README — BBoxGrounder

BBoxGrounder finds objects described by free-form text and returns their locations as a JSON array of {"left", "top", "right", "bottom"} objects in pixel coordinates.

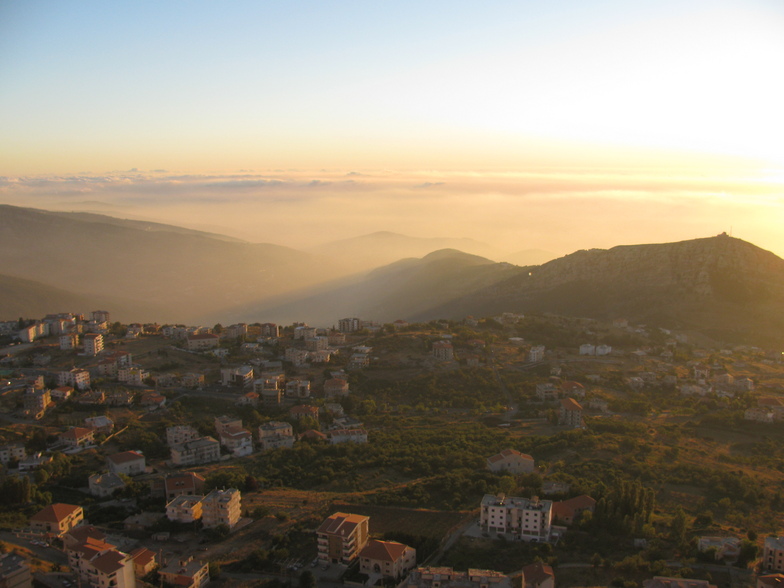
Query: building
[
  {"left": 758, "top": 575, "right": 784, "bottom": 588},
  {"left": 405, "top": 567, "right": 512, "bottom": 588},
  {"left": 359, "top": 539, "right": 416, "bottom": 579},
  {"left": 85, "top": 415, "right": 114, "bottom": 435},
  {"left": 317, "top": 512, "right": 370, "bottom": 564},
  {"left": 166, "top": 495, "right": 204, "bottom": 524},
  {"left": 290, "top": 405, "right": 319, "bottom": 421},
  {"left": 202, "top": 488, "right": 242, "bottom": 529},
  {"left": 60, "top": 333, "right": 80, "bottom": 350},
  {"left": 83, "top": 333, "right": 104, "bottom": 356},
  {"left": 59, "top": 427, "right": 96, "bottom": 449},
  {"left": 158, "top": 556, "right": 209, "bottom": 588},
  {"left": 117, "top": 367, "right": 149, "bottom": 386},
  {"left": 30, "top": 503, "right": 84, "bottom": 536},
  {"left": 23, "top": 388, "right": 51, "bottom": 419},
  {"left": 697, "top": 537, "right": 741, "bottom": 561},
  {"left": 559, "top": 398, "right": 583, "bottom": 428},
  {"left": 58, "top": 368, "right": 91, "bottom": 390},
  {"left": 521, "top": 562, "right": 555, "bottom": 588},
  {"left": 219, "top": 427, "right": 253, "bottom": 457},
  {"left": 88, "top": 473, "right": 127, "bottom": 498},
  {"left": 107, "top": 451, "right": 146, "bottom": 476},
  {"left": 285, "top": 379, "right": 311, "bottom": 400},
  {"left": 765, "top": 537, "right": 784, "bottom": 573},
  {"left": 324, "top": 378, "right": 350, "bottom": 398},
  {"left": 186, "top": 333, "right": 220, "bottom": 350},
  {"left": 170, "top": 436, "right": 221, "bottom": 466},
  {"left": 528, "top": 345, "right": 545, "bottom": 363},
  {"left": 129, "top": 547, "right": 157, "bottom": 579},
  {"left": 221, "top": 365, "right": 254, "bottom": 387},
  {"left": 328, "top": 428, "right": 368, "bottom": 445},
  {"left": 479, "top": 494, "right": 553, "bottom": 542},
  {"left": 0, "top": 552, "right": 32, "bottom": 588},
  {"left": 432, "top": 341, "right": 454, "bottom": 361},
  {"left": 552, "top": 495, "right": 596, "bottom": 525},
  {"left": 166, "top": 425, "right": 200, "bottom": 446},
  {"left": 164, "top": 472, "right": 206, "bottom": 501},
  {"left": 0, "top": 444, "right": 26, "bottom": 466},
  {"left": 338, "top": 318, "right": 362, "bottom": 333},
  {"left": 486, "top": 449, "right": 535, "bottom": 475},
  {"left": 258, "top": 422, "right": 295, "bottom": 452}
]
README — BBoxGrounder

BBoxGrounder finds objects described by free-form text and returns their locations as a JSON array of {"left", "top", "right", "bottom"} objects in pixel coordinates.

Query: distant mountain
[
  {"left": 417, "top": 234, "right": 784, "bottom": 346},
  {"left": 0, "top": 205, "right": 339, "bottom": 323},
  {"left": 313, "top": 231, "right": 501, "bottom": 271},
  {"left": 237, "top": 249, "right": 520, "bottom": 325}
]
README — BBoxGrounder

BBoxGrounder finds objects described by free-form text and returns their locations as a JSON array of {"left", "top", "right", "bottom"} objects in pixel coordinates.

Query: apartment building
[
  {"left": 202, "top": 488, "right": 242, "bottom": 530},
  {"left": 170, "top": 436, "right": 220, "bottom": 466},
  {"left": 317, "top": 512, "right": 370, "bottom": 564},
  {"left": 479, "top": 494, "right": 553, "bottom": 542}
]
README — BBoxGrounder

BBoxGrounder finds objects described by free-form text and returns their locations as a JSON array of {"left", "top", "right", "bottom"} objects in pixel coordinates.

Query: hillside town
[{"left": 1, "top": 309, "right": 784, "bottom": 588}]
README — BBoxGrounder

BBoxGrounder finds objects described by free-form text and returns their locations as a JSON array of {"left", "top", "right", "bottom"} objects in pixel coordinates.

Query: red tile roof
[
  {"left": 30, "top": 503, "right": 82, "bottom": 524},
  {"left": 107, "top": 450, "right": 145, "bottom": 465},
  {"left": 317, "top": 512, "right": 368, "bottom": 537},
  {"left": 359, "top": 539, "right": 410, "bottom": 562}
]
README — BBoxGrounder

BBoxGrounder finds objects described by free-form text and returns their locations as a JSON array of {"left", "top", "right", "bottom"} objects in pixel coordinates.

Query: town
[{"left": 1, "top": 310, "right": 783, "bottom": 588}]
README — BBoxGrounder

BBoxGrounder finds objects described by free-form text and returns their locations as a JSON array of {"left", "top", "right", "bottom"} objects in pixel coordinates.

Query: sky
[{"left": 1, "top": 0, "right": 783, "bottom": 257}]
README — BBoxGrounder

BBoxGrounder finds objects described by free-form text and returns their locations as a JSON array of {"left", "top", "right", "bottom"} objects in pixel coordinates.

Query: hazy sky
[{"left": 1, "top": 1, "right": 783, "bottom": 257}]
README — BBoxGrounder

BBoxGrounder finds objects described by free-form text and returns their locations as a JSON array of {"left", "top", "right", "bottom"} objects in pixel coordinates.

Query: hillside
[
  {"left": 237, "top": 249, "right": 521, "bottom": 325},
  {"left": 0, "top": 205, "right": 340, "bottom": 323},
  {"left": 416, "top": 234, "right": 784, "bottom": 345}
]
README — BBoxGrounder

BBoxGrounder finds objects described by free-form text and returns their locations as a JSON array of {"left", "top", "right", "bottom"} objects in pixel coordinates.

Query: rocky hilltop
[{"left": 418, "top": 234, "right": 784, "bottom": 345}]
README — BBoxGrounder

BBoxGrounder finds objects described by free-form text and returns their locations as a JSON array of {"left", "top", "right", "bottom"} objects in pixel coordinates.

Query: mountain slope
[
  {"left": 416, "top": 234, "right": 784, "bottom": 345},
  {"left": 234, "top": 249, "right": 520, "bottom": 325},
  {"left": 0, "top": 205, "right": 338, "bottom": 323}
]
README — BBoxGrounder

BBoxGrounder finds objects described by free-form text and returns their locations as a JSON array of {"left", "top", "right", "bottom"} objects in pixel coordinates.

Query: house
[
  {"left": 486, "top": 449, "right": 535, "bottom": 475},
  {"left": 140, "top": 391, "right": 166, "bottom": 410},
  {"left": 258, "top": 422, "right": 295, "bottom": 452},
  {"left": 30, "top": 503, "right": 84, "bottom": 536},
  {"left": 235, "top": 391, "right": 259, "bottom": 407},
  {"left": 285, "top": 379, "right": 311, "bottom": 400},
  {"left": 328, "top": 428, "right": 368, "bottom": 445},
  {"left": 535, "top": 383, "right": 559, "bottom": 402},
  {"left": 18, "top": 452, "right": 53, "bottom": 472},
  {"left": 359, "top": 539, "right": 416, "bottom": 579},
  {"left": 219, "top": 428, "right": 253, "bottom": 457},
  {"left": 158, "top": 556, "right": 209, "bottom": 588},
  {"left": 123, "top": 512, "right": 164, "bottom": 532},
  {"left": 69, "top": 542, "right": 136, "bottom": 588},
  {"left": 202, "top": 488, "right": 242, "bottom": 529},
  {"left": 0, "top": 444, "right": 26, "bottom": 466},
  {"left": 300, "top": 429, "right": 327, "bottom": 442},
  {"left": 552, "top": 495, "right": 596, "bottom": 525},
  {"left": 285, "top": 348, "right": 310, "bottom": 367},
  {"left": 521, "top": 562, "right": 555, "bottom": 588},
  {"left": 50, "top": 385, "right": 74, "bottom": 400},
  {"left": 107, "top": 451, "right": 146, "bottom": 476},
  {"left": 765, "top": 537, "right": 784, "bottom": 573},
  {"left": 479, "top": 494, "right": 552, "bottom": 542},
  {"left": 432, "top": 341, "right": 454, "bottom": 361},
  {"left": 129, "top": 547, "right": 157, "bottom": 578},
  {"left": 186, "top": 333, "right": 220, "bottom": 350},
  {"left": 0, "top": 552, "right": 32, "bottom": 588},
  {"left": 164, "top": 472, "right": 206, "bottom": 501},
  {"left": 85, "top": 415, "right": 114, "bottom": 435},
  {"left": 317, "top": 512, "right": 370, "bottom": 564},
  {"left": 561, "top": 381, "right": 585, "bottom": 398},
  {"left": 643, "top": 578, "right": 716, "bottom": 588},
  {"left": 290, "top": 405, "right": 319, "bottom": 421},
  {"left": 579, "top": 344, "right": 595, "bottom": 356},
  {"left": 106, "top": 389, "right": 135, "bottom": 406},
  {"left": 221, "top": 365, "right": 254, "bottom": 387},
  {"left": 559, "top": 398, "right": 583, "bottom": 428},
  {"left": 324, "top": 378, "right": 350, "bottom": 398},
  {"left": 167, "top": 425, "right": 200, "bottom": 446},
  {"left": 170, "top": 436, "right": 221, "bottom": 466},
  {"left": 88, "top": 473, "right": 126, "bottom": 498},
  {"left": 166, "top": 495, "right": 204, "bottom": 523},
  {"left": 59, "top": 427, "right": 96, "bottom": 449},
  {"left": 118, "top": 366, "right": 150, "bottom": 386},
  {"left": 405, "top": 567, "right": 512, "bottom": 588}
]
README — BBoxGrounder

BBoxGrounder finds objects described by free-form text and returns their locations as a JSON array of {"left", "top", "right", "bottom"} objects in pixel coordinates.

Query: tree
[
  {"left": 299, "top": 570, "right": 317, "bottom": 588},
  {"left": 669, "top": 507, "right": 688, "bottom": 546}
]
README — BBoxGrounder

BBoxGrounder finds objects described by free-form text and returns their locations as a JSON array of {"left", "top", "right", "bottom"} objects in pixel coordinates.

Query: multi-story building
[
  {"left": 324, "top": 378, "right": 350, "bottom": 398},
  {"left": 117, "top": 367, "right": 149, "bottom": 386},
  {"left": 559, "top": 398, "right": 583, "bottom": 428},
  {"left": 479, "top": 494, "right": 553, "bottom": 542},
  {"left": 317, "top": 512, "right": 370, "bottom": 564},
  {"left": 202, "top": 488, "right": 242, "bottom": 530},
  {"left": 432, "top": 341, "right": 454, "bottom": 361},
  {"left": 164, "top": 472, "right": 206, "bottom": 501},
  {"left": 0, "top": 552, "right": 32, "bottom": 588},
  {"left": 83, "top": 333, "right": 104, "bottom": 356},
  {"left": 58, "top": 368, "right": 91, "bottom": 390},
  {"left": 285, "top": 379, "right": 311, "bottom": 400},
  {"left": 91, "top": 310, "right": 111, "bottom": 323},
  {"left": 59, "top": 427, "right": 96, "bottom": 449},
  {"left": 764, "top": 537, "right": 784, "bottom": 573},
  {"left": 258, "top": 422, "right": 295, "bottom": 452},
  {"left": 158, "top": 556, "right": 209, "bottom": 588},
  {"left": 285, "top": 348, "right": 310, "bottom": 367},
  {"left": 60, "top": 333, "right": 80, "bottom": 350},
  {"left": 219, "top": 428, "right": 253, "bottom": 457},
  {"left": 0, "top": 444, "right": 26, "bottom": 466},
  {"left": 186, "top": 333, "right": 220, "bottom": 350},
  {"left": 328, "top": 429, "right": 368, "bottom": 445},
  {"left": 166, "top": 495, "right": 204, "bottom": 524},
  {"left": 338, "top": 318, "right": 361, "bottom": 333},
  {"left": 30, "top": 503, "right": 84, "bottom": 536},
  {"left": 166, "top": 425, "right": 200, "bottom": 446},
  {"left": 170, "top": 436, "right": 220, "bottom": 466},
  {"left": 23, "top": 388, "right": 51, "bottom": 419},
  {"left": 220, "top": 366, "right": 254, "bottom": 387}
]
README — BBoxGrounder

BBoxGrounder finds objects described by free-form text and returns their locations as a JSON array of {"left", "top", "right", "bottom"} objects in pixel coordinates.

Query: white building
[
  {"left": 170, "top": 436, "right": 221, "bottom": 466},
  {"left": 479, "top": 494, "right": 553, "bottom": 541},
  {"left": 202, "top": 488, "right": 242, "bottom": 529}
]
